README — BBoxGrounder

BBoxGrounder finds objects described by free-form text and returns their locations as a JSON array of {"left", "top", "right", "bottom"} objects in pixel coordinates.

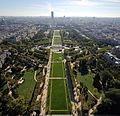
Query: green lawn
[
  {"left": 54, "top": 30, "right": 60, "bottom": 36},
  {"left": 51, "top": 63, "right": 64, "bottom": 77},
  {"left": 47, "top": 51, "right": 71, "bottom": 114},
  {"left": 50, "top": 79, "right": 68, "bottom": 110},
  {"left": 47, "top": 30, "right": 71, "bottom": 114},
  {"left": 52, "top": 52, "right": 63, "bottom": 62},
  {"left": 50, "top": 52, "right": 65, "bottom": 78},
  {"left": 53, "top": 30, "right": 62, "bottom": 45},
  {"left": 79, "top": 73, "right": 100, "bottom": 98},
  {"left": 17, "top": 69, "right": 36, "bottom": 101},
  {"left": 53, "top": 37, "right": 61, "bottom": 45}
]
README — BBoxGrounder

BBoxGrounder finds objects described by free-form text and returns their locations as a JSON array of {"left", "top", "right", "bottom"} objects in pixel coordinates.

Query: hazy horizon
[{"left": 0, "top": 0, "right": 120, "bottom": 17}]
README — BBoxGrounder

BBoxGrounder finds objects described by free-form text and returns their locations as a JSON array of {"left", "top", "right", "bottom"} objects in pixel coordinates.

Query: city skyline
[{"left": 0, "top": 0, "right": 120, "bottom": 17}]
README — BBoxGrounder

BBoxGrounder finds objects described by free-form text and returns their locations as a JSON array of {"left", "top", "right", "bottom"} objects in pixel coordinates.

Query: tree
[
  {"left": 79, "top": 59, "right": 88, "bottom": 75},
  {"left": 97, "top": 88, "right": 120, "bottom": 115},
  {"left": 114, "top": 80, "right": 120, "bottom": 89},
  {"left": 93, "top": 73, "right": 102, "bottom": 91},
  {"left": 88, "top": 56, "right": 96, "bottom": 71},
  {"left": 83, "top": 86, "right": 88, "bottom": 101},
  {"left": 96, "top": 98, "right": 112, "bottom": 114},
  {"left": 7, "top": 95, "right": 28, "bottom": 115},
  {"left": 100, "top": 71, "right": 113, "bottom": 90},
  {"left": 96, "top": 59, "right": 104, "bottom": 72}
]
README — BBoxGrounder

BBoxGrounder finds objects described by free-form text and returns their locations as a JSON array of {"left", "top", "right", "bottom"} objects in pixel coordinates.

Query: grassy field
[
  {"left": 53, "top": 37, "right": 62, "bottom": 45},
  {"left": 53, "top": 30, "right": 62, "bottom": 45},
  {"left": 47, "top": 30, "right": 71, "bottom": 114},
  {"left": 50, "top": 52, "right": 65, "bottom": 78},
  {"left": 51, "top": 63, "right": 64, "bottom": 77},
  {"left": 52, "top": 52, "right": 63, "bottom": 62},
  {"left": 78, "top": 72, "right": 100, "bottom": 98},
  {"left": 54, "top": 30, "right": 61, "bottom": 36},
  {"left": 47, "top": 51, "right": 71, "bottom": 114},
  {"left": 17, "top": 69, "right": 36, "bottom": 101},
  {"left": 50, "top": 79, "right": 68, "bottom": 110}
]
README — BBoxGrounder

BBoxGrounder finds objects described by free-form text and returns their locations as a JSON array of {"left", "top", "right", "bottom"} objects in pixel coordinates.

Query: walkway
[
  {"left": 88, "top": 90, "right": 98, "bottom": 100},
  {"left": 49, "top": 77, "right": 66, "bottom": 80},
  {"left": 40, "top": 50, "right": 52, "bottom": 115},
  {"left": 88, "top": 95, "right": 102, "bottom": 116},
  {"left": 34, "top": 70, "right": 37, "bottom": 82}
]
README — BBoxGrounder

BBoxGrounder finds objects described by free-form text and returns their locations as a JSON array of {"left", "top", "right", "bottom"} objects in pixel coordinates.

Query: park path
[
  {"left": 88, "top": 95, "right": 102, "bottom": 116},
  {"left": 40, "top": 30, "right": 69, "bottom": 115},
  {"left": 40, "top": 50, "right": 52, "bottom": 115},
  {"left": 34, "top": 70, "right": 37, "bottom": 82},
  {"left": 88, "top": 90, "right": 98, "bottom": 100},
  {"left": 49, "top": 77, "right": 66, "bottom": 79},
  {"left": 40, "top": 30, "right": 56, "bottom": 115}
]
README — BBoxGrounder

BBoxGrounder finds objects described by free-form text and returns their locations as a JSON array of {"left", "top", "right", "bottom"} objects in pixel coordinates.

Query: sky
[{"left": 0, "top": 0, "right": 120, "bottom": 17}]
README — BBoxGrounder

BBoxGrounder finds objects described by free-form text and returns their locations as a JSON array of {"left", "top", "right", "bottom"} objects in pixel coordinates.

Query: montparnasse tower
[{"left": 51, "top": 11, "right": 54, "bottom": 19}]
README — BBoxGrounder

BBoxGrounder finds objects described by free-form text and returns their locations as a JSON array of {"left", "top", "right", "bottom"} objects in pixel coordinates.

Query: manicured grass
[
  {"left": 52, "top": 52, "right": 63, "bottom": 62},
  {"left": 50, "top": 79, "right": 68, "bottom": 110},
  {"left": 54, "top": 30, "right": 60, "bottom": 36},
  {"left": 51, "top": 63, "right": 64, "bottom": 77},
  {"left": 53, "top": 30, "right": 62, "bottom": 45},
  {"left": 53, "top": 37, "right": 61, "bottom": 45},
  {"left": 49, "top": 110, "right": 70, "bottom": 114},
  {"left": 47, "top": 30, "right": 71, "bottom": 114},
  {"left": 50, "top": 52, "right": 65, "bottom": 78},
  {"left": 17, "top": 69, "right": 36, "bottom": 101},
  {"left": 79, "top": 73, "right": 100, "bottom": 98}
]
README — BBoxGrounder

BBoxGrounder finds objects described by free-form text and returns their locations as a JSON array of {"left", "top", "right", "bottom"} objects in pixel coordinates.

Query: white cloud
[
  {"left": 61, "top": 0, "right": 99, "bottom": 7},
  {"left": 73, "top": 0, "right": 98, "bottom": 6},
  {"left": 66, "top": 0, "right": 120, "bottom": 4},
  {"left": 31, "top": 2, "right": 53, "bottom": 11},
  {"left": 29, "top": 0, "right": 120, "bottom": 17},
  {"left": 105, "top": 0, "right": 120, "bottom": 3}
]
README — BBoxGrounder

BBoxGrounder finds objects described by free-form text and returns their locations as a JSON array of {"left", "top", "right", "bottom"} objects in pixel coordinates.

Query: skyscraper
[{"left": 51, "top": 11, "right": 54, "bottom": 19}]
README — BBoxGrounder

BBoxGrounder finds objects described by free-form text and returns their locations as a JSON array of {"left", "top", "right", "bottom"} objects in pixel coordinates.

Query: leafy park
[{"left": 17, "top": 69, "right": 36, "bottom": 102}]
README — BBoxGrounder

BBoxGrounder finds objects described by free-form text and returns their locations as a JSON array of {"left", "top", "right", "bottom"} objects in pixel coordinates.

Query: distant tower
[{"left": 51, "top": 11, "right": 54, "bottom": 19}]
